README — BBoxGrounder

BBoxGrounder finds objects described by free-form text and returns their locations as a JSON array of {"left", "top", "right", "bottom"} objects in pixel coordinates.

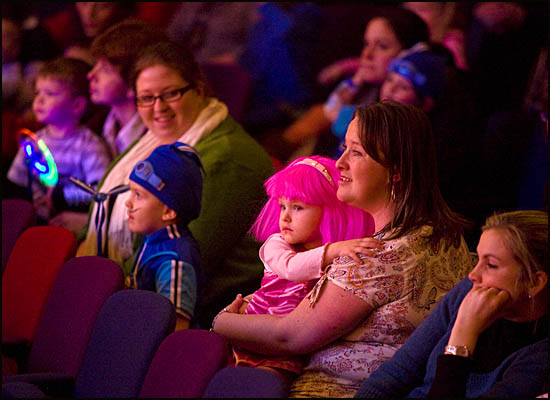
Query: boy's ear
[
  {"left": 161, "top": 205, "right": 177, "bottom": 222},
  {"left": 72, "top": 96, "right": 87, "bottom": 117}
]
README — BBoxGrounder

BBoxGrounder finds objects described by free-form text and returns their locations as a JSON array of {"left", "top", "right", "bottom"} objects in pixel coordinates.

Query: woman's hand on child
[{"left": 324, "top": 237, "right": 384, "bottom": 265}]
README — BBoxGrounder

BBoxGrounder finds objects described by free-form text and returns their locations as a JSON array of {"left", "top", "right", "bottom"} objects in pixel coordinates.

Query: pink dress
[
  {"left": 233, "top": 233, "right": 327, "bottom": 373},
  {"left": 246, "top": 233, "right": 326, "bottom": 315}
]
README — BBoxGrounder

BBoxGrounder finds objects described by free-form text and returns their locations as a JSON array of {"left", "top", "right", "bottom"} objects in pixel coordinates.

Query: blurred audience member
[
  {"left": 238, "top": 2, "right": 323, "bottom": 139},
  {"left": 64, "top": 2, "right": 135, "bottom": 66},
  {"left": 403, "top": 2, "right": 472, "bottom": 70},
  {"left": 166, "top": 2, "right": 260, "bottom": 65}
]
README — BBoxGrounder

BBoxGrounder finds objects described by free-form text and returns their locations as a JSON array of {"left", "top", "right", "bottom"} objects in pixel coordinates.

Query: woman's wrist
[{"left": 210, "top": 307, "right": 228, "bottom": 332}]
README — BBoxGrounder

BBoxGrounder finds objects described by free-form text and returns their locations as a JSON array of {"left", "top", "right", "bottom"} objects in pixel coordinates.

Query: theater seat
[
  {"left": 2, "top": 199, "right": 36, "bottom": 275},
  {"left": 138, "top": 329, "right": 228, "bottom": 398},
  {"left": 2, "top": 226, "right": 77, "bottom": 345}
]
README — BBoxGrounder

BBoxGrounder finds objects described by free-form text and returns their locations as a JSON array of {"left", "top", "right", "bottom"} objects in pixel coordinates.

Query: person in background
[
  {"left": 165, "top": 2, "right": 260, "bottom": 66},
  {"left": 87, "top": 18, "right": 167, "bottom": 158},
  {"left": 356, "top": 210, "right": 548, "bottom": 398},
  {"left": 125, "top": 142, "right": 205, "bottom": 330},
  {"left": 403, "top": 2, "right": 471, "bottom": 70},
  {"left": 211, "top": 101, "right": 473, "bottom": 397},
  {"left": 238, "top": 2, "right": 323, "bottom": 140},
  {"left": 268, "top": 6, "right": 429, "bottom": 163},
  {"left": 7, "top": 57, "right": 111, "bottom": 221},
  {"left": 65, "top": 2, "right": 134, "bottom": 66}
]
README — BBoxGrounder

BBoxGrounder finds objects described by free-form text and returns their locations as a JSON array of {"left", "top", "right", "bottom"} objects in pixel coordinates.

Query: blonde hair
[{"left": 482, "top": 210, "right": 549, "bottom": 288}]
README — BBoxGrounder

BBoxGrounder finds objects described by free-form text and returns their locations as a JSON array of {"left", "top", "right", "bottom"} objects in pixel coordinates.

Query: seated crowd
[{"left": 2, "top": 2, "right": 548, "bottom": 398}]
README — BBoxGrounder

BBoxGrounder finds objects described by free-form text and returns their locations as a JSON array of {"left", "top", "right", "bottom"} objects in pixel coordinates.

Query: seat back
[
  {"left": 74, "top": 290, "right": 176, "bottom": 398},
  {"left": 2, "top": 199, "right": 36, "bottom": 274},
  {"left": 2, "top": 226, "right": 77, "bottom": 342},
  {"left": 203, "top": 366, "right": 288, "bottom": 398},
  {"left": 138, "top": 329, "right": 228, "bottom": 398},
  {"left": 202, "top": 63, "right": 252, "bottom": 122},
  {"left": 26, "top": 256, "right": 124, "bottom": 377}
]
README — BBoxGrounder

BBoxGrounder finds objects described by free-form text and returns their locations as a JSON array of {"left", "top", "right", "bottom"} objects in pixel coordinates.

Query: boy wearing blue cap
[{"left": 125, "top": 142, "right": 205, "bottom": 330}]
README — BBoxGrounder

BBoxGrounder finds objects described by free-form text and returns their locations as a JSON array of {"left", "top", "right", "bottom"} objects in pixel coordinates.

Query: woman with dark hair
[
  {"left": 269, "top": 6, "right": 430, "bottom": 162},
  {"left": 211, "top": 101, "right": 472, "bottom": 397}
]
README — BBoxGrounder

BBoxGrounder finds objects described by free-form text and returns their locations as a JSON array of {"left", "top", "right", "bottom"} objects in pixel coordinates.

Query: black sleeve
[{"left": 428, "top": 354, "right": 473, "bottom": 398}]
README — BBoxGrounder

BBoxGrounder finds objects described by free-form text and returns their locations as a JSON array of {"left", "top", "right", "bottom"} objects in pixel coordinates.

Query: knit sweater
[
  {"left": 187, "top": 115, "right": 275, "bottom": 327},
  {"left": 355, "top": 278, "right": 549, "bottom": 398}
]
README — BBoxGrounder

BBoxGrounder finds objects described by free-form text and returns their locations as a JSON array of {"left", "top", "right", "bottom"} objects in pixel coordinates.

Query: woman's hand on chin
[{"left": 449, "top": 285, "right": 511, "bottom": 352}]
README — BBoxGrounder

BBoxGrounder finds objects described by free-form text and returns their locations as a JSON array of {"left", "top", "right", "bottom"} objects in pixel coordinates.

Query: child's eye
[
  {"left": 352, "top": 150, "right": 362, "bottom": 156},
  {"left": 294, "top": 205, "right": 303, "bottom": 211},
  {"left": 487, "top": 263, "right": 498, "bottom": 269}
]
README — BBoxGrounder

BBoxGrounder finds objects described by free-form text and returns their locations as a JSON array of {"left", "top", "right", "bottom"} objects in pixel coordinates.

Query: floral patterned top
[{"left": 289, "top": 225, "right": 473, "bottom": 398}]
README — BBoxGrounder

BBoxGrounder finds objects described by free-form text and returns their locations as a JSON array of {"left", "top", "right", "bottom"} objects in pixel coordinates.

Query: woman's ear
[
  {"left": 529, "top": 270, "right": 548, "bottom": 298},
  {"left": 162, "top": 206, "right": 177, "bottom": 222},
  {"left": 392, "top": 173, "right": 401, "bottom": 183}
]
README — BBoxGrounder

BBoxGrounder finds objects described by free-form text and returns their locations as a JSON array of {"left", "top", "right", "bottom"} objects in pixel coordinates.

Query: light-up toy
[{"left": 17, "top": 128, "right": 58, "bottom": 187}]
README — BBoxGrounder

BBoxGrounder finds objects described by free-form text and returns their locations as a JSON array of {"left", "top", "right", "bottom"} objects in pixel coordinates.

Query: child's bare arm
[{"left": 323, "top": 237, "right": 384, "bottom": 266}]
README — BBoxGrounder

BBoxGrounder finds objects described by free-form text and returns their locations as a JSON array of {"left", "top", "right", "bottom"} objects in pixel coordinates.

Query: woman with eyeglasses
[{"left": 77, "top": 40, "right": 274, "bottom": 328}]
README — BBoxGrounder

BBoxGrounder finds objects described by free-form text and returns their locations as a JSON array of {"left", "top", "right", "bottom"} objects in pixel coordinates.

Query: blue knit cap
[
  {"left": 129, "top": 142, "right": 204, "bottom": 224},
  {"left": 388, "top": 47, "right": 448, "bottom": 98}
]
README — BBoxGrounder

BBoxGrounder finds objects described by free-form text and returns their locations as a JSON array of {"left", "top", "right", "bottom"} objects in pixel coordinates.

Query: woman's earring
[{"left": 390, "top": 186, "right": 396, "bottom": 202}]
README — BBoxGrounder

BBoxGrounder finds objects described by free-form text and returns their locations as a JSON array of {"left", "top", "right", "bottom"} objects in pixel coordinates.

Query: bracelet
[
  {"left": 210, "top": 307, "right": 228, "bottom": 332},
  {"left": 444, "top": 344, "right": 472, "bottom": 359}
]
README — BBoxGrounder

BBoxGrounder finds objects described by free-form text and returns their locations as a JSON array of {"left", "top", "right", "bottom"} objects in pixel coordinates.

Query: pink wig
[{"left": 249, "top": 155, "right": 374, "bottom": 243}]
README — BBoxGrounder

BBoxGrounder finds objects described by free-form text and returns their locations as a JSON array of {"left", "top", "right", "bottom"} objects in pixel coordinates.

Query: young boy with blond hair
[{"left": 7, "top": 57, "right": 112, "bottom": 220}]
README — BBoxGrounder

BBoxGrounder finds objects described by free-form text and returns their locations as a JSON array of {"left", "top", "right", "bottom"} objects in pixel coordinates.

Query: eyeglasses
[{"left": 136, "top": 85, "right": 193, "bottom": 107}]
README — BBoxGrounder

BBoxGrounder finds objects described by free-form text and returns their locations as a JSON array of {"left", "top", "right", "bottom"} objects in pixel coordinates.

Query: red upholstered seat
[
  {"left": 2, "top": 199, "right": 36, "bottom": 275},
  {"left": 2, "top": 226, "right": 77, "bottom": 344}
]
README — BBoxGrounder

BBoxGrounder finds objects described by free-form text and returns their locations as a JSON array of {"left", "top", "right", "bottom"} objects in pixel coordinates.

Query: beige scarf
[{"left": 77, "top": 98, "right": 228, "bottom": 264}]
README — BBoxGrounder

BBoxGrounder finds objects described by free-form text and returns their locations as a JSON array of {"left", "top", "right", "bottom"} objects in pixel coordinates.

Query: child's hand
[
  {"left": 33, "top": 187, "right": 55, "bottom": 218},
  {"left": 238, "top": 293, "right": 253, "bottom": 314},
  {"left": 325, "top": 237, "right": 384, "bottom": 266},
  {"left": 225, "top": 294, "right": 245, "bottom": 314}
]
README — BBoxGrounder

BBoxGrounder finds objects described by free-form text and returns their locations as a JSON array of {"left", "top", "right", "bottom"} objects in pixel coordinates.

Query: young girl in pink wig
[{"left": 221, "top": 155, "right": 380, "bottom": 381}]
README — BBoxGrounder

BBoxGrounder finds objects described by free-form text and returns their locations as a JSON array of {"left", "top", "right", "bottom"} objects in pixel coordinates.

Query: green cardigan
[{"left": 188, "top": 116, "right": 274, "bottom": 327}]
